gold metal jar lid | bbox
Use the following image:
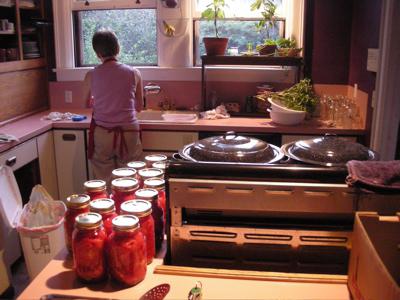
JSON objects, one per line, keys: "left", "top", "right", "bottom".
{"left": 112, "top": 167, "right": 137, "bottom": 179}
{"left": 75, "top": 212, "right": 103, "bottom": 229}
{"left": 84, "top": 180, "right": 107, "bottom": 192}
{"left": 152, "top": 161, "right": 167, "bottom": 170}
{"left": 66, "top": 194, "right": 91, "bottom": 208}
{"left": 138, "top": 168, "right": 164, "bottom": 180}
{"left": 127, "top": 161, "right": 146, "bottom": 171}
{"left": 144, "top": 178, "right": 165, "bottom": 190}
{"left": 112, "top": 215, "right": 140, "bottom": 232}
{"left": 135, "top": 188, "right": 158, "bottom": 201}
{"left": 89, "top": 198, "right": 115, "bottom": 214}
{"left": 111, "top": 177, "right": 139, "bottom": 192}
{"left": 120, "top": 200, "right": 152, "bottom": 218}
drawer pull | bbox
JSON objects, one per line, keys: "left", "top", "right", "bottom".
{"left": 6, "top": 156, "right": 17, "bottom": 167}
{"left": 62, "top": 134, "right": 76, "bottom": 141}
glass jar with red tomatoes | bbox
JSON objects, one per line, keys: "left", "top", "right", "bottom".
{"left": 64, "top": 194, "right": 91, "bottom": 253}
{"left": 144, "top": 178, "right": 166, "bottom": 226}
{"left": 135, "top": 188, "right": 164, "bottom": 251}
{"left": 127, "top": 161, "right": 146, "bottom": 173}
{"left": 137, "top": 168, "right": 164, "bottom": 188}
{"left": 152, "top": 161, "right": 167, "bottom": 171}
{"left": 112, "top": 167, "right": 137, "bottom": 180}
{"left": 84, "top": 180, "right": 108, "bottom": 200}
{"left": 89, "top": 198, "right": 117, "bottom": 236}
{"left": 72, "top": 212, "right": 107, "bottom": 282}
{"left": 144, "top": 154, "right": 167, "bottom": 168}
{"left": 107, "top": 215, "right": 147, "bottom": 286}
{"left": 111, "top": 177, "right": 139, "bottom": 214}
{"left": 120, "top": 200, "right": 155, "bottom": 264}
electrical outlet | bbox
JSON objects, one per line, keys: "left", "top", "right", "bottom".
{"left": 65, "top": 90, "right": 73, "bottom": 103}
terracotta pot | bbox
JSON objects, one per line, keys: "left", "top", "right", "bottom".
{"left": 258, "top": 44, "right": 277, "bottom": 56}
{"left": 203, "top": 37, "right": 228, "bottom": 56}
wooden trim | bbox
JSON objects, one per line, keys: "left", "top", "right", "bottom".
{"left": 0, "top": 58, "right": 46, "bottom": 73}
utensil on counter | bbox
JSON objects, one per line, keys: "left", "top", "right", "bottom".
{"left": 139, "top": 283, "right": 170, "bottom": 300}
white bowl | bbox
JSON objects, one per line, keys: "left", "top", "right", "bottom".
{"left": 268, "top": 109, "right": 306, "bottom": 125}
{"left": 268, "top": 97, "right": 305, "bottom": 114}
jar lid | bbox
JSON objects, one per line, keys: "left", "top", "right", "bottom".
{"left": 127, "top": 161, "right": 146, "bottom": 171}
{"left": 66, "top": 194, "right": 91, "bottom": 208}
{"left": 144, "top": 178, "right": 165, "bottom": 190}
{"left": 111, "top": 177, "right": 139, "bottom": 191}
{"left": 112, "top": 168, "right": 137, "bottom": 179}
{"left": 89, "top": 198, "right": 115, "bottom": 214}
{"left": 84, "top": 180, "right": 106, "bottom": 192}
{"left": 112, "top": 215, "right": 140, "bottom": 231}
{"left": 75, "top": 212, "right": 103, "bottom": 229}
{"left": 120, "top": 200, "right": 152, "bottom": 217}
{"left": 138, "top": 168, "right": 164, "bottom": 180}
{"left": 135, "top": 188, "right": 158, "bottom": 201}
{"left": 152, "top": 161, "right": 167, "bottom": 170}
{"left": 145, "top": 154, "right": 167, "bottom": 164}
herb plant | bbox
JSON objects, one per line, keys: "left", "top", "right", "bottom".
{"left": 201, "top": 0, "right": 227, "bottom": 38}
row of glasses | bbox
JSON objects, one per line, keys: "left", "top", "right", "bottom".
{"left": 320, "top": 95, "right": 362, "bottom": 128}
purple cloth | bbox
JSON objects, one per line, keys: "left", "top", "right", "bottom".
{"left": 346, "top": 160, "right": 400, "bottom": 192}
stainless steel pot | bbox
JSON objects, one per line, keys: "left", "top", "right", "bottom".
{"left": 179, "top": 131, "right": 284, "bottom": 164}
{"left": 281, "top": 134, "right": 379, "bottom": 167}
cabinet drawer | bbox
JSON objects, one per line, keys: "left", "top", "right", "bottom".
{"left": 142, "top": 131, "right": 198, "bottom": 151}
{"left": 0, "top": 139, "right": 38, "bottom": 171}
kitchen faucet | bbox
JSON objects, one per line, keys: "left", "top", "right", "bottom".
{"left": 143, "top": 83, "right": 161, "bottom": 109}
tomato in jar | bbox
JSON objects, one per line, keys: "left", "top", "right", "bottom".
{"left": 137, "top": 168, "right": 164, "bottom": 188}
{"left": 144, "top": 178, "right": 166, "bottom": 226}
{"left": 89, "top": 198, "right": 117, "bottom": 236}
{"left": 135, "top": 188, "right": 164, "bottom": 251}
{"left": 107, "top": 215, "right": 147, "bottom": 286}
{"left": 84, "top": 180, "right": 108, "bottom": 200}
{"left": 111, "top": 177, "right": 139, "bottom": 214}
{"left": 64, "top": 194, "right": 91, "bottom": 253}
{"left": 72, "top": 212, "right": 107, "bottom": 282}
{"left": 120, "top": 200, "right": 155, "bottom": 264}
{"left": 112, "top": 167, "right": 137, "bottom": 180}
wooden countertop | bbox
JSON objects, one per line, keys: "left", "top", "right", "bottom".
{"left": 17, "top": 249, "right": 351, "bottom": 300}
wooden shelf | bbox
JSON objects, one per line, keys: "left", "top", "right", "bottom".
{"left": 0, "top": 57, "right": 45, "bottom": 73}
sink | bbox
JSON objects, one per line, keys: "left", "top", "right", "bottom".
{"left": 137, "top": 110, "right": 198, "bottom": 123}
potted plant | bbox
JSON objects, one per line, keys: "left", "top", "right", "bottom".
{"left": 276, "top": 37, "right": 302, "bottom": 57}
{"left": 201, "top": 0, "right": 229, "bottom": 56}
{"left": 256, "top": 38, "right": 277, "bottom": 56}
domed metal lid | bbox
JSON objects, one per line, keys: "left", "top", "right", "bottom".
{"left": 282, "top": 134, "right": 379, "bottom": 167}
{"left": 188, "top": 131, "right": 278, "bottom": 163}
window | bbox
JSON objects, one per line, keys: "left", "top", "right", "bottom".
{"left": 73, "top": 8, "right": 157, "bottom": 66}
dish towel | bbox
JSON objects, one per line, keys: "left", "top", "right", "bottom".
{"left": 346, "top": 160, "right": 400, "bottom": 193}
{"left": 200, "top": 104, "right": 230, "bottom": 120}
{"left": 0, "top": 133, "right": 19, "bottom": 144}
{"left": 42, "top": 112, "right": 86, "bottom": 122}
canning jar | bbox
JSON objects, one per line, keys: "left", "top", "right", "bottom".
{"left": 112, "top": 167, "right": 137, "bottom": 180}
{"left": 84, "top": 180, "right": 108, "bottom": 200}
{"left": 111, "top": 177, "right": 139, "bottom": 213}
{"left": 72, "top": 212, "right": 107, "bottom": 282}
{"left": 135, "top": 188, "right": 164, "bottom": 251}
{"left": 152, "top": 161, "right": 167, "bottom": 170}
{"left": 64, "top": 194, "right": 91, "bottom": 253}
{"left": 107, "top": 215, "right": 147, "bottom": 286}
{"left": 137, "top": 168, "right": 164, "bottom": 188}
{"left": 144, "top": 178, "right": 166, "bottom": 225}
{"left": 127, "top": 161, "right": 146, "bottom": 173}
{"left": 120, "top": 200, "right": 155, "bottom": 264}
{"left": 89, "top": 198, "right": 118, "bottom": 236}
{"left": 144, "top": 154, "right": 167, "bottom": 168}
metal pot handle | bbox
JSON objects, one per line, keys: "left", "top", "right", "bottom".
{"left": 224, "top": 131, "right": 237, "bottom": 140}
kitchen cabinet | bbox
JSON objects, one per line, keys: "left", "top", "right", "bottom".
{"left": 36, "top": 131, "right": 59, "bottom": 200}
{"left": 53, "top": 129, "right": 88, "bottom": 200}
{"left": 0, "top": 138, "right": 37, "bottom": 171}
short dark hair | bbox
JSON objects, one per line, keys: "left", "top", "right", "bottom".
{"left": 92, "top": 30, "right": 119, "bottom": 58}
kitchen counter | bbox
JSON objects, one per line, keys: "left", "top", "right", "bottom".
{"left": 0, "top": 108, "right": 367, "bottom": 154}
{"left": 17, "top": 249, "right": 351, "bottom": 300}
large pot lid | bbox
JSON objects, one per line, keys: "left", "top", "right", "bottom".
{"left": 184, "top": 131, "right": 282, "bottom": 164}
{"left": 281, "top": 134, "right": 379, "bottom": 167}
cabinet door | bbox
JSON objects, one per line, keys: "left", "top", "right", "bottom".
{"left": 141, "top": 131, "right": 198, "bottom": 152}
{"left": 53, "top": 130, "right": 88, "bottom": 200}
{"left": 36, "top": 131, "right": 59, "bottom": 200}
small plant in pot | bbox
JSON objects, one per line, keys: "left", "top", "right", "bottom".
{"left": 202, "top": 0, "right": 229, "bottom": 56}
{"left": 256, "top": 39, "right": 277, "bottom": 56}
{"left": 276, "top": 37, "right": 302, "bottom": 57}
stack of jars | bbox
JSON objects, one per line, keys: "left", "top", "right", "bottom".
{"left": 63, "top": 154, "right": 168, "bottom": 286}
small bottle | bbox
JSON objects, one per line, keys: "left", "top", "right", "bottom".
{"left": 72, "top": 212, "right": 107, "bottom": 282}
{"left": 144, "top": 178, "right": 166, "bottom": 226}
{"left": 120, "top": 200, "right": 155, "bottom": 264}
{"left": 111, "top": 177, "right": 139, "bottom": 213}
{"left": 83, "top": 180, "right": 108, "bottom": 200}
{"left": 64, "top": 194, "right": 91, "bottom": 253}
{"left": 89, "top": 198, "right": 118, "bottom": 236}
{"left": 107, "top": 215, "right": 147, "bottom": 286}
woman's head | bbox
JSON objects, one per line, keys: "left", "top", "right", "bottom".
{"left": 92, "top": 30, "right": 120, "bottom": 59}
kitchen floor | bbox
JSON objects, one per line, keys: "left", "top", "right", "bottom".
{"left": 10, "top": 257, "right": 30, "bottom": 300}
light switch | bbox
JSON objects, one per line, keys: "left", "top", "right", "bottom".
{"left": 367, "top": 48, "right": 379, "bottom": 72}
{"left": 65, "top": 90, "right": 73, "bottom": 103}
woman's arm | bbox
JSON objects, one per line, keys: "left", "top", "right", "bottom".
{"left": 83, "top": 71, "right": 93, "bottom": 108}
{"left": 134, "top": 69, "right": 144, "bottom": 112}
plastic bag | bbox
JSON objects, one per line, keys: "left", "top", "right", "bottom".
{"left": 16, "top": 185, "right": 66, "bottom": 235}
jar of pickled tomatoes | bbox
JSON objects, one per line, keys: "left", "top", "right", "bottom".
{"left": 137, "top": 168, "right": 164, "bottom": 188}
{"left": 89, "top": 198, "right": 117, "bottom": 236}
{"left": 144, "top": 178, "right": 166, "bottom": 225}
{"left": 144, "top": 154, "right": 167, "bottom": 168}
{"left": 112, "top": 167, "right": 137, "bottom": 180}
{"left": 84, "top": 180, "right": 108, "bottom": 200}
{"left": 120, "top": 200, "right": 155, "bottom": 264}
{"left": 72, "top": 212, "right": 107, "bottom": 282}
{"left": 127, "top": 161, "right": 146, "bottom": 173}
{"left": 111, "top": 177, "right": 139, "bottom": 213}
{"left": 107, "top": 215, "right": 147, "bottom": 286}
{"left": 64, "top": 194, "right": 90, "bottom": 253}
{"left": 152, "top": 161, "right": 167, "bottom": 170}
{"left": 135, "top": 188, "right": 164, "bottom": 251}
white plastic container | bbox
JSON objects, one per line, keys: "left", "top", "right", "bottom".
{"left": 268, "top": 109, "right": 306, "bottom": 125}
